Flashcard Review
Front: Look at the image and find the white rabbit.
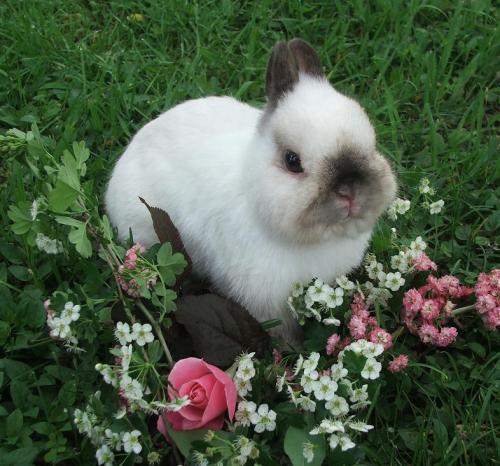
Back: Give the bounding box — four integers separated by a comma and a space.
105, 39, 397, 342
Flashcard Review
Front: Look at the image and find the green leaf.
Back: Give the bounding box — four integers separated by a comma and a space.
6, 409, 23, 437
58, 380, 76, 407
0, 447, 39, 466
54, 216, 85, 228
7, 203, 33, 235
68, 224, 92, 258
284, 425, 326, 466
8, 265, 31, 282
59, 149, 80, 191
48, 180, 79, 212
162, 419, 207, 457
468, 342, 486, 358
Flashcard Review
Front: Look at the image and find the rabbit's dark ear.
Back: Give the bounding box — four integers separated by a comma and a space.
288, 38, 323, 77
265, 41, 299, 108
265, 39, 323, 108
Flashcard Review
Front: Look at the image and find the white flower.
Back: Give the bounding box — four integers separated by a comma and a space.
365, 286, 392, 306
387, 198, 410, 220
338, 434, 356, 451
96, 444, 114, 466
131, 323, 154, 346
322, 317, 341, 326
347, 420, 374, 432
391, 251, 410, 273
326, 395, 349, 416
291, 282, 304, 298
310, 419, 344, 435
384, 272, 405, 291
300, 371, 319, 394
95, 364, 118, 387
250, 404, 277, 433
192, 452, 209, 466
325, 287, 344, 308
302, 352, 320, 375
122, 430, 142, 454
61, 302, 80, 322
365, 260, 384, 280
376, 270, 387, 287
49, 317, 71, 339
330, 363, 348, 381
165, 396, 190, 412
236, 356, 255, 381
115, 322, 132, 345
298, 396, 316, 412
235, 377, 252, 397
119, 345, 133, 372
419, 177, 431, 194
105, 428, 122, 451
276, 374, 286, 392
313, 376, 338, 401
410, 236, 427, 255
35, 233, 63, 255
350, 400, 371, 411
30, 199, 39, 221
429, 199, 444, 214
361, 358, 382, 380
293, 354, 304, 376
307, 279, 332, 303
349, 384, 369, 403
303, 441, 315, 463
235, 401, 256, 427
304, 293, 314, 310
235, 436, 255, 457
120, 375, 143, 400
336, 275, 355, 291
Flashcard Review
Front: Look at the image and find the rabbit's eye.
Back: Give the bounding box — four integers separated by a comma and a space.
284, 150, 303, 173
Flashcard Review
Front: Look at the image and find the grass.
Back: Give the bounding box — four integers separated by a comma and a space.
0, 0, 499, 464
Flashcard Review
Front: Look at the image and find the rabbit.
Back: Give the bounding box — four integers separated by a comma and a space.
105, 38, 397, 344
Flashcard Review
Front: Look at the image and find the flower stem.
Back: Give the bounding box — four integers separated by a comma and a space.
451, 304, 476, 316
136, 300, 174, 368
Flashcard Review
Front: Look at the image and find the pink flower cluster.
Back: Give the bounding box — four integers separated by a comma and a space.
474, 269, 500, 330
346, 293, 392, 349
117, 243, 157, 298
411, 252, 437, 272
388, 354, 409, 373
402, 275, 473, 347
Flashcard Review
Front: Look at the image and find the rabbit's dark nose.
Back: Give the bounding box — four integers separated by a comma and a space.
329, 150, 368, 194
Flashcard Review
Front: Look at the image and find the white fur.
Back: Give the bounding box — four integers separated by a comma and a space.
105, 77, 387, 339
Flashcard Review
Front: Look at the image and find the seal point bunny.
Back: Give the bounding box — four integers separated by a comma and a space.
105, 39, 397, 343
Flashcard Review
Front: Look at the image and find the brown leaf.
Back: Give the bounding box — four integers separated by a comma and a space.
139, 197, 192, 287
175, 294, 271, 367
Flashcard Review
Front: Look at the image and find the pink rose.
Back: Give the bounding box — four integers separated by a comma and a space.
157, 358, 237, 432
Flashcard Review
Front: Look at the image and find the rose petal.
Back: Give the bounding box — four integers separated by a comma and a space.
202, 360, 237, 419
200, 381, 227, 425
169, 358, 208, 389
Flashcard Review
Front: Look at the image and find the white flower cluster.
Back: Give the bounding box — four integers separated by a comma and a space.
288, 277, 354, 325
235, 401, 277, 433
232, 435, 259, 464
94, 321, 168, 416
74, 401, 142, 465
234, 352, 256, 397
419, 178, 444, 215
275, 342, 383, 463
35, 232, 63, 255
46, 301, 80, 348
114, 321, 154, 346
387, 198, 410, 221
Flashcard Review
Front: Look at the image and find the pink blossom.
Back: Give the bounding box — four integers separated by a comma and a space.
403, 289, 423, 314
420, 299, 441, 322
351, 293, 369, 315
476, 295, 496, 314
368, 327, 393, 350
272, 349, 283, 364
326, 334, 341, 356
348, 315, 367, 339
388, 354, 409, 373
338, 336, 352, 351
418, 323, 439, 344
412, 252, 437, 272
434, 326, 458, 347
481, 307, 500, 330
